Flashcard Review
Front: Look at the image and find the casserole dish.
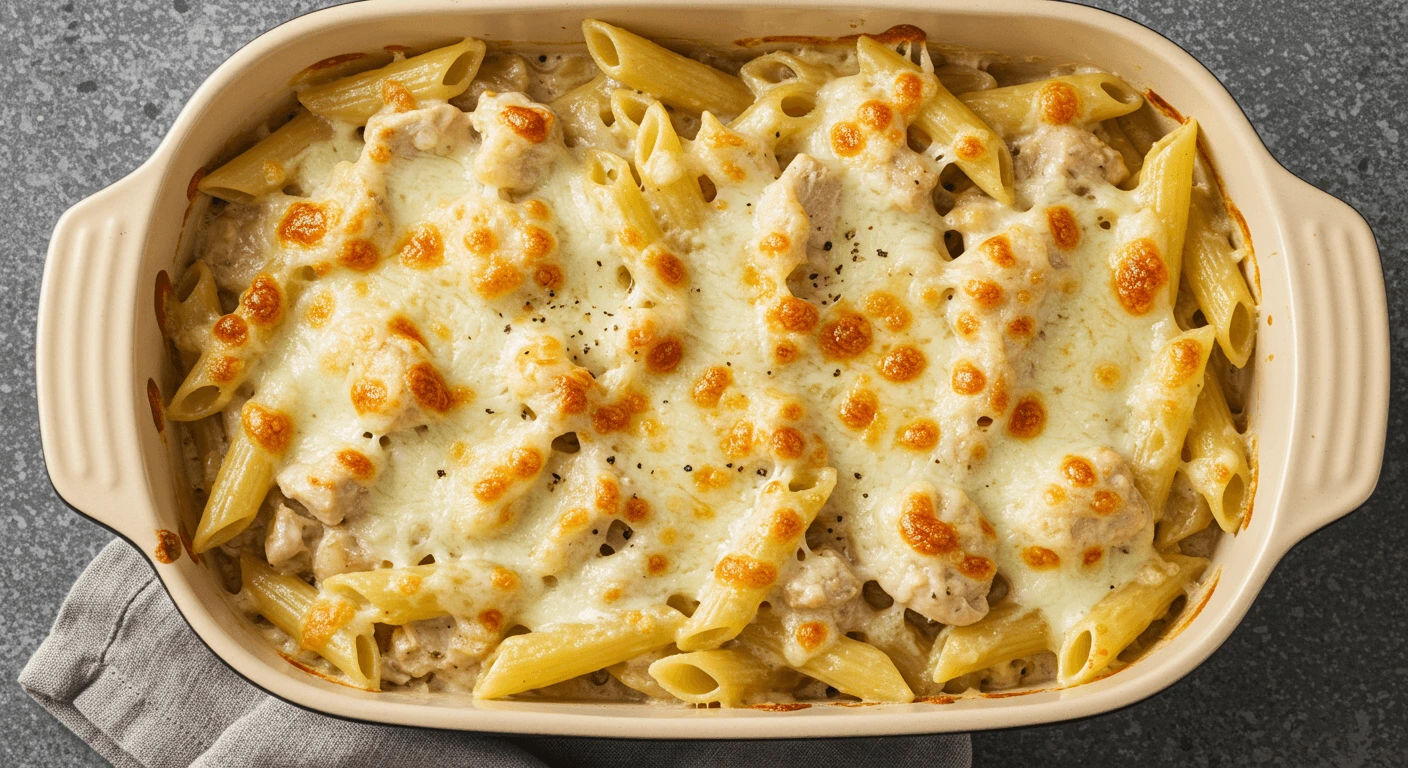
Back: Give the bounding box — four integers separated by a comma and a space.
35, 0, 1387, 737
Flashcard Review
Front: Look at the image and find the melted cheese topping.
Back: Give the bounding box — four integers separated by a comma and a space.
189, 42, 1221, 696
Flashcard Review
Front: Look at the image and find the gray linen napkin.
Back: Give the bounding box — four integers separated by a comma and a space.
21, 540, 972, 767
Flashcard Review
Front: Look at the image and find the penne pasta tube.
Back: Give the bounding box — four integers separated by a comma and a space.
241, 554, 381, 689
193, 401, 293, 552
856, 36, 1014, 205
549, 74, 620, 151
198, 112, 333, 203
676, 469, 837, 650
1058, 554, 1207, 685
1129, 326, 1215, 514
1183, 195, 1257, 366
167, 273, 288, 422
1135, 119, 1199, 298
1183, 372, 1251, 532
741, 610, 914, 703
648, 648, 796, 707
474, 605, 685, 699
582, 20, 753, 119
164, 261, 223, 355
958, 73, 1144, 137
636, 102, 705, 231
728, 81, 820, 150
298, 38, 485, 124
739, 51, 836, 95
931, 602, 1052, 683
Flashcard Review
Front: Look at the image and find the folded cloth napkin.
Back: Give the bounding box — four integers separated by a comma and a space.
21, 540, 971, 768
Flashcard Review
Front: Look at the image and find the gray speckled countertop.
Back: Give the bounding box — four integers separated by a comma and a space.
2, 0, 1403, 765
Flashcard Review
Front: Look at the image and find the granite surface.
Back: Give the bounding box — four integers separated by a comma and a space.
1, 0, 1402, 765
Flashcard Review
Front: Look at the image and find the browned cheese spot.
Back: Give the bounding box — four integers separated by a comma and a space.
522, 226, 555, 259
625, 496, 650, 523
651, 251, 686, 285
818, 312, 873, 359
959, 555, 996, 580
878, 345, 927, 383
981, 234, 1017, 268
1022, 546, 1061, 569
692, 365, 732, 407
478, 608, 504, 632
714, 554, 778, 589
773, 341, 800, 364
951, 360, 987, 396
899, 493, 960, 555
1039, 80, 1080, 125
796, 621, 829, 651
646, 338, 684, 373
1006, 396, 1046, 438
989, 376, 1010, 414
152, 528, 182, 563
1046, 205, 1081, 250
501, 105, 553, 143
646, 553, 669, 576
722, 420, 755, 459
301, 599, 355, 649
213, 314, 248, 347
1082, 546, 1105, 566
523, 199, 550, 219
838, 387, 879, 430
336, 449, 375, 481
897, 419, 939, 451
773, 296, 820, 333
1044, 484, 1068, 506
861, 290, 912, 331
350, 378, 387, 415
592, 404, 630, 434
554, 372, 590, 415
1061, 456, 1097, 487
769, 508, 804, 541
533, 263, 564, 290
406, 362, 454, 413
893, 72, 925, 114
770, 426, 806, 460
964, 278, 1003, 309
277, 202, 330, 247
474, 257, 525, 297
954, 311, 980, 339
759, 232, 792, 257
1163, 338, 1205, 388
241, 274, 284, 326
1112, 238, 1168, 315
858, 100, 894, 131
508, 447, 543, 479
491, 567, 519, 590
465, 226, 498, 256
595, 476, 621, 513
1094, 363, 1122, 389
381, 79, 417, 112
337, 239, 380, 272
1007, 316, 1035, 339
830, 121, 866, 157
387, 316, 427, 347
206, 354, 243, 385
305, 291, 336, 328
242, 402, 294, 454
1090, 490, 1122, 515
474, 467, 511, 503
391, 222, 441, 270
953, 133, 987, 161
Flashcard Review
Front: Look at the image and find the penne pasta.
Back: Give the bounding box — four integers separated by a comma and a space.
1135, 119, 1200, 298
931, 602, 1051, 684
1129, 326, 1216, 514
198, 112, 333, 204
741, 610, 914, 703
648, 648, 796, 706
582, 20, 754, 119
1058, 554, 1207, 685
958, 73, 1144, 137
1183, 193, 1257, 366
1182, 372, 1251, 532
474, 605, 685, 699
298, 38, 485, 124
193, 401, 293, 552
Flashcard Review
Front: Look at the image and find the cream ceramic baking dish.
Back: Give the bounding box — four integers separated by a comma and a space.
36, 0, 1387, 737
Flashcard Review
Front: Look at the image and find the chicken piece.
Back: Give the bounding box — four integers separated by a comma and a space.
1010, 447, 1153, 567
470, 91, 562, 192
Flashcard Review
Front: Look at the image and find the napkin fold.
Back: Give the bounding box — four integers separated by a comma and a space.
21, 540, 971, 767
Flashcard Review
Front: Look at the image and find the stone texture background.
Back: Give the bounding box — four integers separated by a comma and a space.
0, 0, 1402, 764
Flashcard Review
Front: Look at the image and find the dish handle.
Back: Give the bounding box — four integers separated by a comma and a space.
1270, 169, 1388, 551
36, 166, 157, 537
